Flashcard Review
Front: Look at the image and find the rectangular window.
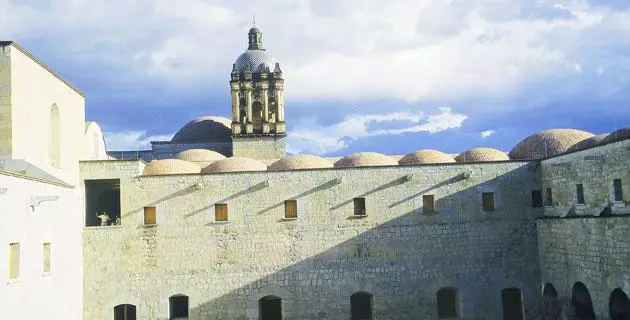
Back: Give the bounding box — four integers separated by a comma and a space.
423, 195, 435, 214
531, 190, 543, 208
353, 198, 366, 216
546, 188, 553, 206
144, 207, 156, 225
215, 203, 228, 222
614, 179, 623, 201
43, 243, 51, 273
482, 192, 495, 211
284, 200, 297, 219
576, 184, 585, 204
9, 243, 20, 280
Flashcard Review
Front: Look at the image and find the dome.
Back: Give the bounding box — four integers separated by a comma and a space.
171, 116, 232, 143
509, 129, 594, 160
565, 134, 608, 152
143, 159, 201, 176
601, 127, 630, 144
201, 157, 267, 173
455, 148, 509, 163
334, 152, 398, 168
175, 149, 226, 167
234, 50, 278, 73
268, 155, 333, 170
399, 149, 456, 165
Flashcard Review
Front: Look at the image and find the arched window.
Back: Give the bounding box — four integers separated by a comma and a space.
259, 295, 282, 320
501, 287, 523, 320
169, 294, 189, 319
114, 304, 136, 320
50, 104, 61, 167
351, 291, 373, 320
543, 283, 561, 320
572, 282, 595, 320
609, 288, 630, 320
436, 287, 459, 318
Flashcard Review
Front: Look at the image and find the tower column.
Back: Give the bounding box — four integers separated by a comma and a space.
230, 89, 239, 122
262, 88, 269, 122
245, 87, 253, 133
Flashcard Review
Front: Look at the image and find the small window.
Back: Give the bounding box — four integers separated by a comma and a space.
259, 295, 283, 320
546, 188, 553, 206
482, 192, 495, 211
9, 243, 20, 280
114, 304, 137, 320
215, 203, 228, 222
502, 287, 524, 320
144, 207, 156, 225
614, 179, 623, 201
284, 200, 297, 219
43, 243, 51, 273
576, 184, 585, 204
437, 287, 458, 319
531, 190, 543, 208
353, 198, 366, 216
169, 294, 189, 319
423, 195, 435, 214
351, 291, 373, 320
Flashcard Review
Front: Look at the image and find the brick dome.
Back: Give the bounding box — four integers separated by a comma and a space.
171, 116, 232, 143
142, 159, 201, 176
268, 155, 333, 171
334, 152, 398, 168
455, 148, 509, 163
201, 157, 267, 173
509, 129, 594, 160
399, 149, 456, 165
175, 149, 226, 167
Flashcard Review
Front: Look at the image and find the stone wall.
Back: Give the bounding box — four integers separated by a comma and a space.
83, 161, 543, 319
232, 135, 285, 160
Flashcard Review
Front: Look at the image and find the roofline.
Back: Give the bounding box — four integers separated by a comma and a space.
0, 41, 85, 97
0, 168, 75, 188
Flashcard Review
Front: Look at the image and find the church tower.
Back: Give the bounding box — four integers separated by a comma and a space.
230, 26, 286, 159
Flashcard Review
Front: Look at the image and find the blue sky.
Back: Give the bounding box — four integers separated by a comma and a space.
2, 0, 629, 156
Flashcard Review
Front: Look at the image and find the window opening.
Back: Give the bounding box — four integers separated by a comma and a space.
437, 287, 458, 318
354, 198, 366, 216
423, 195, 435, 214
114, 304, 137, 320
351, 291, 373, 320
576, 184, 585, 204
215, 203, 228, 222
85, 179, 121, 227
144, 207, 156, 225
614, 179, 623, 201
501, 287, 523, 320
609, 288, 630, 320
43, 243, 51, 273
284, 200, 297, 219
482, 192, 495, 211
259, 295, 282, 320
572, 282, 595, 320
169, 295, 189, 319
531, 190, 543, 208
546, 188, 553, 206
9, 242, 19, 280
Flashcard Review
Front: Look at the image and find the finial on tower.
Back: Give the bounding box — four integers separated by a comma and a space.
247, 21, 264, 50
253, 13, 256, 27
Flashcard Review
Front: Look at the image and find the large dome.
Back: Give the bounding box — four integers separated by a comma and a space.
509, 129, 594, 160
171, 116, 232, 143
143, 159, 201, 176
201, 157, 267, 173
399, 150, 456, 165
601, 127, 630, 144
235, 50, 277, 73
565, 134, 608, 153
268, 155, 333, 171
334, 152, 398, 168
455, 148, 509, 163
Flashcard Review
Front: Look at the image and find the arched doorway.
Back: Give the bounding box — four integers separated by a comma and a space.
543, 283, 561, 320
610, 288, 630, 320
436, 287, 459, 319
169, 294, 189, 319
259, 295, 282, 320
572, 282, 595, 320
114, 304, 136, 320
351, 291, 373, 320
501, 287, 523, 320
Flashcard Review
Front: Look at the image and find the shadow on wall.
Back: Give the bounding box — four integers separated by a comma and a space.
109, 164, 543, 319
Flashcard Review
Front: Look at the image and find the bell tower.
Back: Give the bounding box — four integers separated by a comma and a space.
230, 26, 286, 160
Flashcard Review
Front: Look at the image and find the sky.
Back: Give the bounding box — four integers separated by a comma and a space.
1, 0, 629, 156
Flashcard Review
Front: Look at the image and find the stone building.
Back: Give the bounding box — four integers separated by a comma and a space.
1, 29, 630, 320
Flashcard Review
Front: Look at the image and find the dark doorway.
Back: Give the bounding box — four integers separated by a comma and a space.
502, 287, 523, 320
572, 282, 595, 320
610, 288, 630, 320
543, 283, 561, 320
259, 295, 282, 320
437, 287, 458, 318
85, 179, 121, 227
169, 295, 189, 319
351, 291, 373, 320
114, 304, 136, 320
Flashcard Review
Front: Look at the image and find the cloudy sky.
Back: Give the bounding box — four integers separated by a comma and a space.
2, 0, 629, 156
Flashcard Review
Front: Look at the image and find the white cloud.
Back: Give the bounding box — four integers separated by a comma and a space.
287, 107, 467, 154
480, 130, 495, 138
104, 131, 173, 151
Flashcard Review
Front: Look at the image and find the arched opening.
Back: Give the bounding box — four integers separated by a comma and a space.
572, 282, 595, 320
252, 101, 263, 132
50, 104, 61, 167
610, 288, 630, 320
436, 287, 459, 318
259, 295, 282, 320
114, 304, 136, 320
351, 291, 373, 320
501, 287, 523, 320
543, 283, 561, 320
169, 294, 189, 319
